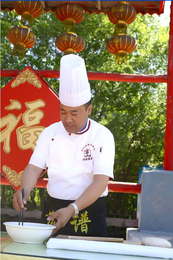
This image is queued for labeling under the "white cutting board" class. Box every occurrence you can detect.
[46,238,173,259]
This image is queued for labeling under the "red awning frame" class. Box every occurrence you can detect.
[0,1,165,15]
[1,1,173,193]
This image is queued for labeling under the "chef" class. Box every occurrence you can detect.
[13,54,115,237]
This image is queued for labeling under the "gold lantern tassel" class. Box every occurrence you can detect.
[64,49,76,56]
[63,19,75,32]
[13,43,26,59]
[114,22,127,35]
[116,51,128,63]
[21,12,34,27]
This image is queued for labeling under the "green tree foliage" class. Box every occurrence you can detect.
[1,9,169,219]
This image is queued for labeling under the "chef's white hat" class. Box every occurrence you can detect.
[59,54,91,107]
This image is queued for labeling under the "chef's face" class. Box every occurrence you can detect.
[60,102,92,133]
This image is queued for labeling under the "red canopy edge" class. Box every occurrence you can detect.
[159,1,165,15]
[136,1,165,16]
[0,1,165,16]
[1,70,168,83]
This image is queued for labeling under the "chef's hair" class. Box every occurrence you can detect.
[84,99,92,110]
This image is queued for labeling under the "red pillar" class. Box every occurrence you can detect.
[164,1,173,170]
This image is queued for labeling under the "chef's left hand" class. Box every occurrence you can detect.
[47,205,74,236]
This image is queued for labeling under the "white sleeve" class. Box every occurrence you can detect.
[29,128,48,169]
[93,128,115,179]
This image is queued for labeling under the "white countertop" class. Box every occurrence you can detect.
[1,232,172,260]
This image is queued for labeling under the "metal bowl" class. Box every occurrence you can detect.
[3,222,56,244]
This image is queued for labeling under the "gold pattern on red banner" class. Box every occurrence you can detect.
[2,165,23,188]
[1,66,60,190]
[11,69,42,88]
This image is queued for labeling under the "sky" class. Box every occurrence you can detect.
[159,1,171,26]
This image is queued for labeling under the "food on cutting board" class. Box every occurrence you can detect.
[141,237,171,248]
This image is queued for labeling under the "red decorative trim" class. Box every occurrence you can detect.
[76,120,91,135]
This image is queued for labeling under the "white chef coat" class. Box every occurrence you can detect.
[29,119,115,200]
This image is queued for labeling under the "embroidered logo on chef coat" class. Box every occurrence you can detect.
[70,210,91,234]
[81,144,95,161]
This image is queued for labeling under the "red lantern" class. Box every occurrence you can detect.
[55,3,85,32]
[14,1,44,26]
[106,34,137,62]
[7,26,36,59]
[55,32,85,55]
[107,1,136,34]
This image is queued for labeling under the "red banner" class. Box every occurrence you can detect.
[1,66,60,190]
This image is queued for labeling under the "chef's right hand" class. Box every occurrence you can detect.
[13,188,30,212]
